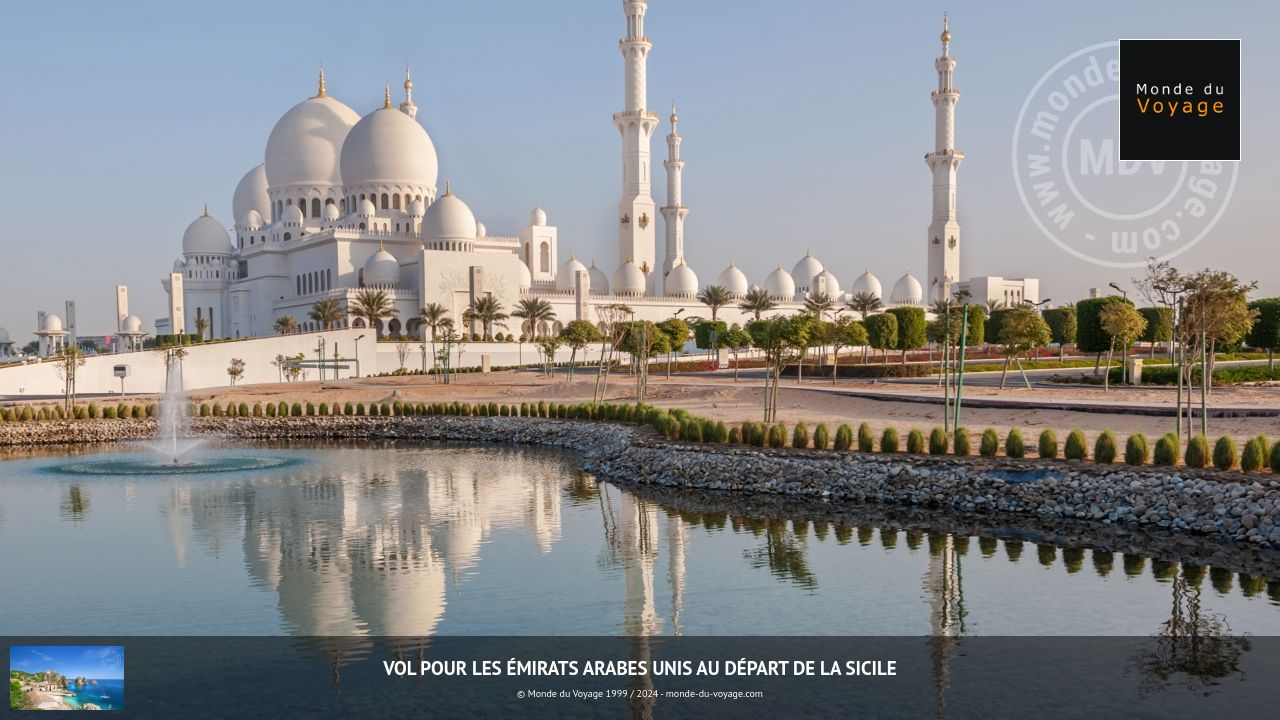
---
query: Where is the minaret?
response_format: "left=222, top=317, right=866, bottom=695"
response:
left=400, top=65, right=418, bottom=119
left=660, top=101, right=688, bottom=291
left=614, top=0, right=658, bottom=291
left=926, top=13, right=963, bottom=303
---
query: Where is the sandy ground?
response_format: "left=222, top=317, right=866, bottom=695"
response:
left=166, top=368, right=1280, bottom=444
left=24, top=688, right=71, bottom=710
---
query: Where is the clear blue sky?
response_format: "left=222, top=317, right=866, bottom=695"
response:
left=9, top=646, right=125, bottom=680
left=0, top=0, right=1274, bottom=340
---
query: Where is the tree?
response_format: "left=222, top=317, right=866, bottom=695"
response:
left=309, top=299, right=343, bottom=330
left=963, top=304, right=986, bottom=346
left=697, top=285, right=731, bottom=322
left=273, top=315, right=298, bottom=335
left=535, top=336, right=562, bottom=376
left=693, top=319, right=728, bottom=351
left=803, top=292, right=835, bottom=321
left=1099, top=303, right=1148, bottom=391
left=1138, top=306, right=1174, bottom=358
left=997, top=307, right=1052, bottom=389
left=747, top=315, right=810, bottom=422
left=226, top=357, right=245, bottom=386
left=194, top=316, right=211, bottom=342
left=656, top=317, right=690, bottom=378
left=1247, top=298, right=1280, bottom=371
left=416, top=303, right=451, bottom=341
left=592, top=303, right=633, bottom=403
left=829, top=316, right=868, bottom=384
left=463, top=295, right=508, bottom=341
left=738, top=287, right=776, bottom=320
left=559, top=320, right=603, bottom=381
left=1042, top=304, right=1077, bottom=360
left=1181, top=269, right=1257, bottom=399
left=846, top=291, right=882, bottom=320
left=720, top=325, right=753, bottom=381
left=986, top=298, right=1005, bottom=312
left=512, top=297, right=555, bottom=340
left=1076, top=296, right=1130, bottom=369
left=986, top=307, right=1017, bottom=350
left=887, top=307, right=927, bottom=364
left=352, top=288, right=398, bottom=336
left=54, top=345, right=86, bottom=413
left=864, top=313, right=898, bottom=364
left=395, top=341, right=411, bottom=370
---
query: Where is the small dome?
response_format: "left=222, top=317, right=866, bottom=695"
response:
left=408, top=199, right=426, bottom=217
left=665, top=262, right=699, bottom=298
left=357, top=197, right=376, bottom=217
left=339, top=105, right=438, bottom=194
left=123, top=315, right=143, bottom=333
left=588, top=262, right=610, bottom=295
left=557, top=255, right=588, bottom=292
left=890, top=270, right=923, bottom=305
left=612, top=260, right=646, bottom=296
left=40, top=314, right=64, bottom=333
left=363, top=246, right=400, bottom=286
left=233, top=164, right=271, bottom=225
left=530, top=207, right=547, bottom=226
left=264, top=94, right=360, bottom=190
left=814, top=269, right=841, bottom=297
left=182, top=211, right=232, bottom=255
left=715, top=262, right=749, bottom=297
left=322, top=202, right=340, bottom=221
left=0, top=327, right=9, bottom=343
left=281, top=204, right=304, bottom=225
left=850, top=268, right=882, bottom=299
left=475, top=221, right=487, bottom=238
left=763, top=265, right=796, bottom=300
left=422, top=190, right=477, bottom=243
left=172, top=257, right=187, bottom=270
left=240, top=209, right=264, bottom=230
left=516, top=258, right=533, bottom=289
left=791, top=250, right=825, bottom=291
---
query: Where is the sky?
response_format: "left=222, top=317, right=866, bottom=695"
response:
left=9, top=646, right=125, bottom=680
left=0, top=0, right=1275, bottom=341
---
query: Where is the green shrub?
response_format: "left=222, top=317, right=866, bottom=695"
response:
left=834, top=424, right=854, bottom=451
left=1005, top=429, right=1026, bottom=458
left=252, top=402, right=263, bottom=417
left=1252, top=435, right=1270, bottom=468
left=291, top=402, right=303, bottom=417
left=226, top=403, right=238, bottom=418
left=102, top=406, right=116, bottom=419
left=905, top=428, right=924, bottom=454
left=1064, top=429, right=1088, bottom=460
left=304, top=402, right=315, bottom=416
left=213, top=402, right=226, bottom=417
left=928, top=427, right=948, bottom=455
left=488, top=402, right=499, bottom=417
left=813, top=423, right=830, bottom=450
left=88, top=402, right=100, bottom=419
left=749, top=422, right=766, bottom=447
left=686, top=422, right=703, bottom=443
left=880, top=427, right=899, bottom=453
left=1213, top=436, right=1237, bottom=471
left=953, top=427, right=971, bottom=456
left=728, top=426, right=742, bottom=444
left=979, top=428, right=999, bottom=457
left=266, top=402, right=277, bottom=417
left=200, top=403, right=211, bottom=417
left=1153, top=433, right=1179, bottom=466
left=278, top=401, right=289, bottom=417
left=117, top=403, right=127, bottom=418
left=238, top=402, right=250, bottom=417
left=857, top=423, right=875, bottom=453
left=1125, top=433, right=1149, bottom=466
left=317, top=402, right=328, bottom=416
left=1241, top=436, right=1266, bottom=472
left=379, top=402, right=390, bottom=416
left=1038, top=429, right=1058, bottom=459
left=792, top=422, right=809, bottom=449
left=768, top=423, right=788, bottom=448
left=147, top=403, right=159, bottom=418
left=1270, top=441, right=1280, bottom=473
left=1185, top=435, right=1209, bottom=468
left=1094, top=431, right=1117, bottom=464
left=712, top=421, right=729, bottom=443
left=538, top=400, right=548, bottom=418
left=344, top=401, right=355, bottom=415
left=355, top=402, right=366, bottom=416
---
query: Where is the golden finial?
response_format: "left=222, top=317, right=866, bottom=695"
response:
left=444, top=180, right=452, bottom=196
left=316, top=65, right=327, bottom=98
left=202, top=203, right=209, bottom=217
left=941, top=12, right=951, bottom=44
left=383, top=81, right=392, bottom=109
left=404, top=64, right=413, bottom=92
left=670, top=100, right=678, bottom=125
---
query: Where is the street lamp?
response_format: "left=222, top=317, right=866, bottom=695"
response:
left=1108, top=282, right=1128, bottom=301
left=354, top=334, right=366, bottom=378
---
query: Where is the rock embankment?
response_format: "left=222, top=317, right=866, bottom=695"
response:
left=2, top=417, right=1278, bottom=550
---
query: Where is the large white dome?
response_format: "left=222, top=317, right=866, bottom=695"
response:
left=233, top=164, right=271, bottom=225
left=40, top=314, right=64, bottom=333
left=814, top=269, right=841, bottom=297
left=763, top=265, right=796, bottom=300
left=557, top=256, right=588, bottom=292
left=890, top=271, right=923, bottom=305
left=850, top=268, right=882, bottom=298
left=612, top=260, right=646, bottom=296
left=122, top=315, right=143, bottom=333
left=264, top=94, right=360, bottom=191
left=182, top=211, right=232, bottom=255
left=516, top=258, right=533, bottom=290
left=665, top=262, right=699, bottom=298
left=588, top=261, right=610, bottom=295
left=791, top=251, right=825, bottom=291
left=715, top=262, right=749, bottom=297
left=422, top=190, right=477, bottom=243
left=363, top=246, right=400, bottom=286
left=339, top=106, right=438, bottom=195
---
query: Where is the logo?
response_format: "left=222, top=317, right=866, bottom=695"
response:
left=1012, top=41, right=1238, bottom=268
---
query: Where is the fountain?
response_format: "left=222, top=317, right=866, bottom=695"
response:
left=151, top=347, right=203, bottom=465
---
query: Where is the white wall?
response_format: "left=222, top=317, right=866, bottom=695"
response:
left=0, top=328, right=375, bottom=397
left=373, top=340, right=600, bottom=375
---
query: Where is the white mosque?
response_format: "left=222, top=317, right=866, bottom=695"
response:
left=155, top=4, right=1037, bottom=342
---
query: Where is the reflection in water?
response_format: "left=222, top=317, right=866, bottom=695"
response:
left=60, top=485, right=89, bottom=521
left=1136, top=567, right=1252, bottom=695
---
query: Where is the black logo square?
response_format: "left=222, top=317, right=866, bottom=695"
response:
left=1120, top=39, right=1240, bottom=161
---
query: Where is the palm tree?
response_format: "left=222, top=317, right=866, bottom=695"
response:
left=804, top=292, right=835, bottom=321
left=697, top=285, right=731, bottom=322
left=273, top=315, right=299, bottom=335
left=986, top=298, right=1005, bottom=312
left=512, top=297, right=556, bottom=340
left=846, top=291, right=882, bottom=320
left=194, top=316, right=211, bottom=341
left=352, top=289, right=398, bottom=336
left=463, top=295, right=509, bottom=341
left=416, top=303, right=450, bottom=341
left=309, top=299, right=343, bottom=330
left=739, top=287, right=776, bottom=320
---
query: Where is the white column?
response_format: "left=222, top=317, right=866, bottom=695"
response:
left=660, top=103, right=688, bottom=293
left=615, top=0, right=658, bottom=289
left=925, top=14, right=963, bottom=304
